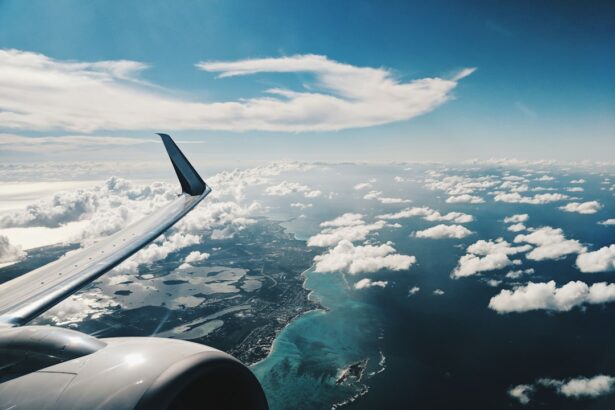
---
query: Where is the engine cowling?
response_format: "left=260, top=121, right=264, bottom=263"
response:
left=0, top=326, right=268, bottom=409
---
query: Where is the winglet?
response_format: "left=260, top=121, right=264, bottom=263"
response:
left=158, top=133, right=208, bottom=196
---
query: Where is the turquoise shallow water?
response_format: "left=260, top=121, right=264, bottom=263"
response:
left=251, top=268, right=385, bottom=410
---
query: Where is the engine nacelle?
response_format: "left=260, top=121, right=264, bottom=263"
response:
left=0, top=326, right=268, bottom=409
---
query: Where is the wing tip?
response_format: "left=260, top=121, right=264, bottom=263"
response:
left=158, top=133, right=208, bottom=196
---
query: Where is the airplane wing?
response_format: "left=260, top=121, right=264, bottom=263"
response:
left=0, top=134, right=211, bottom=327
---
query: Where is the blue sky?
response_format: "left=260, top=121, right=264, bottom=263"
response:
left=0, top=0, right=613, bottom=163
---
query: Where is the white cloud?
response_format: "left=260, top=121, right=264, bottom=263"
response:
left=508, top=384, right=533, bottom=405
left=320, top=213, right=364, bottom=228
left=0, top=50, right=473, bottom=133
left=353, top=182, right=372, bottom=190
left=535, top=175, right=555, bottom=181
left=0, top=234, right=26, bottom=266
left=452, top=238, right=531, bottom=278
left=505, top=268, right=534, bottom=279
left=424, top=174, right=498, bottom=196
left=511, top=375, right=615, bottom=404
left=433, top=289, right=445, bottom=295
left=445, top=194, right=485, bottom=204
left=363, top=190, right=411, bottom=204
left=560, top=201, right=602, bottom=214
left=0, top=161, right=307, bottom=252
left=408, top=286, right=420, bottom=296
left=354, top=278, right=388, bottom=289
left=514, top=227, right=586, bottom=261
left=507, top=223, right=526, bottom=232
left=599, top=219, right=615, bottom=226
left=576, top=245, right=615, bottom=273
left=494, top=192, right=569, bottom=204
left=307, top=221, right=387, bottom=247
left=545, top=375, right=615, bottom=398
left=566, top=187, right=584, bottom=192
left=0, top=134, right=158, bottom=153
left=265, top=181, right=321, bottom=198
left=504, top=214, right=529, bottom=224
left=377, top=206, right=473, bottom=224
left=308, top=212, right=394, bottom=247
left=314, top=240, right=416, bottom=274
left=414, top=224, right=473, bottom=239
left=454, top=254, right=513, bottom=278
left=488, top=280, right=615, bottom=313
left=291, top=202, right=313, bottom=209
left=115, top=232, right=201, bottom=274
left=183, top=250, right=210, bottom=264
left=570, top=179, right=586, bottom=184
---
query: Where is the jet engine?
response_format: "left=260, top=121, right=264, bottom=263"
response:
left=0, top=326, right=268, bottom=409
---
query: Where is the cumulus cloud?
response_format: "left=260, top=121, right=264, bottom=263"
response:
left=445, top=194, right=485, bottom=204
left=452, top=238, right=531, bottom=278
left=510, top=375, right=615, bottom=404
left=566, top=187, right=584, bottom=192
left=116, top=232, right=201, bottom=274
left=265, top=181, right=321, bottom=198
left=599, top=219, right=615, bottom=226
left=504, top=214, right=529, bottom=224
left=424, top=174, right=498, bottom=196
left=307, top=212, right=391, bottom=247
left=433, top=289, right=445, bottom=295
left=0, top=50, right=473, bottom=133
left=494, top=192, right=569, bottom=204
left=320, top=213, right=364, bottom=228
left=507, top=223, right=526, bottom=232
left=543, top=375, right=615, bottom=398
left=0, top=161, right=309, bottom=252
left=570, top=179, right=586, bottom=184
left=0, top=234, right=26, bottom=265
left=576, top=245, right=615, bottom=273
left=291, top=202, right=312, bottom=209
left=408, top=286, right=420, bottom=296
left=363, top=190, right=411, bottom=204
left=377, top=206, right=473, bottom=224
left=559, top=201, right=602, bottom=214
left=505, top=268, right=535, bottom=279
left=183, top=250, right=210, bottom=264
left=0, top=178, right=179, bottom=245
left=354, top=278, right=388, bottom=289
left=514, top=227, right=585, bottom=261
left=508, top=384, right=533, bottom=405
left=353, top=182, right=372, bottom=190
left=314, top=240, right=416, bottom=274
left=488, top=280, right=615, bottom=313
left=414, top=224, right=473, bottom=239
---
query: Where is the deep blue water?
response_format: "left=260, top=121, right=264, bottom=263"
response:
left=252, top=165, right=615, bottom=409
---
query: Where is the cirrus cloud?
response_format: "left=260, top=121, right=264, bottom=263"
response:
left=0, top=49, right=474, bottom=133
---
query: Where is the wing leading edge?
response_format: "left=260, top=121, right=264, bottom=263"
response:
left=0, top=135, right=211, bottom=327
